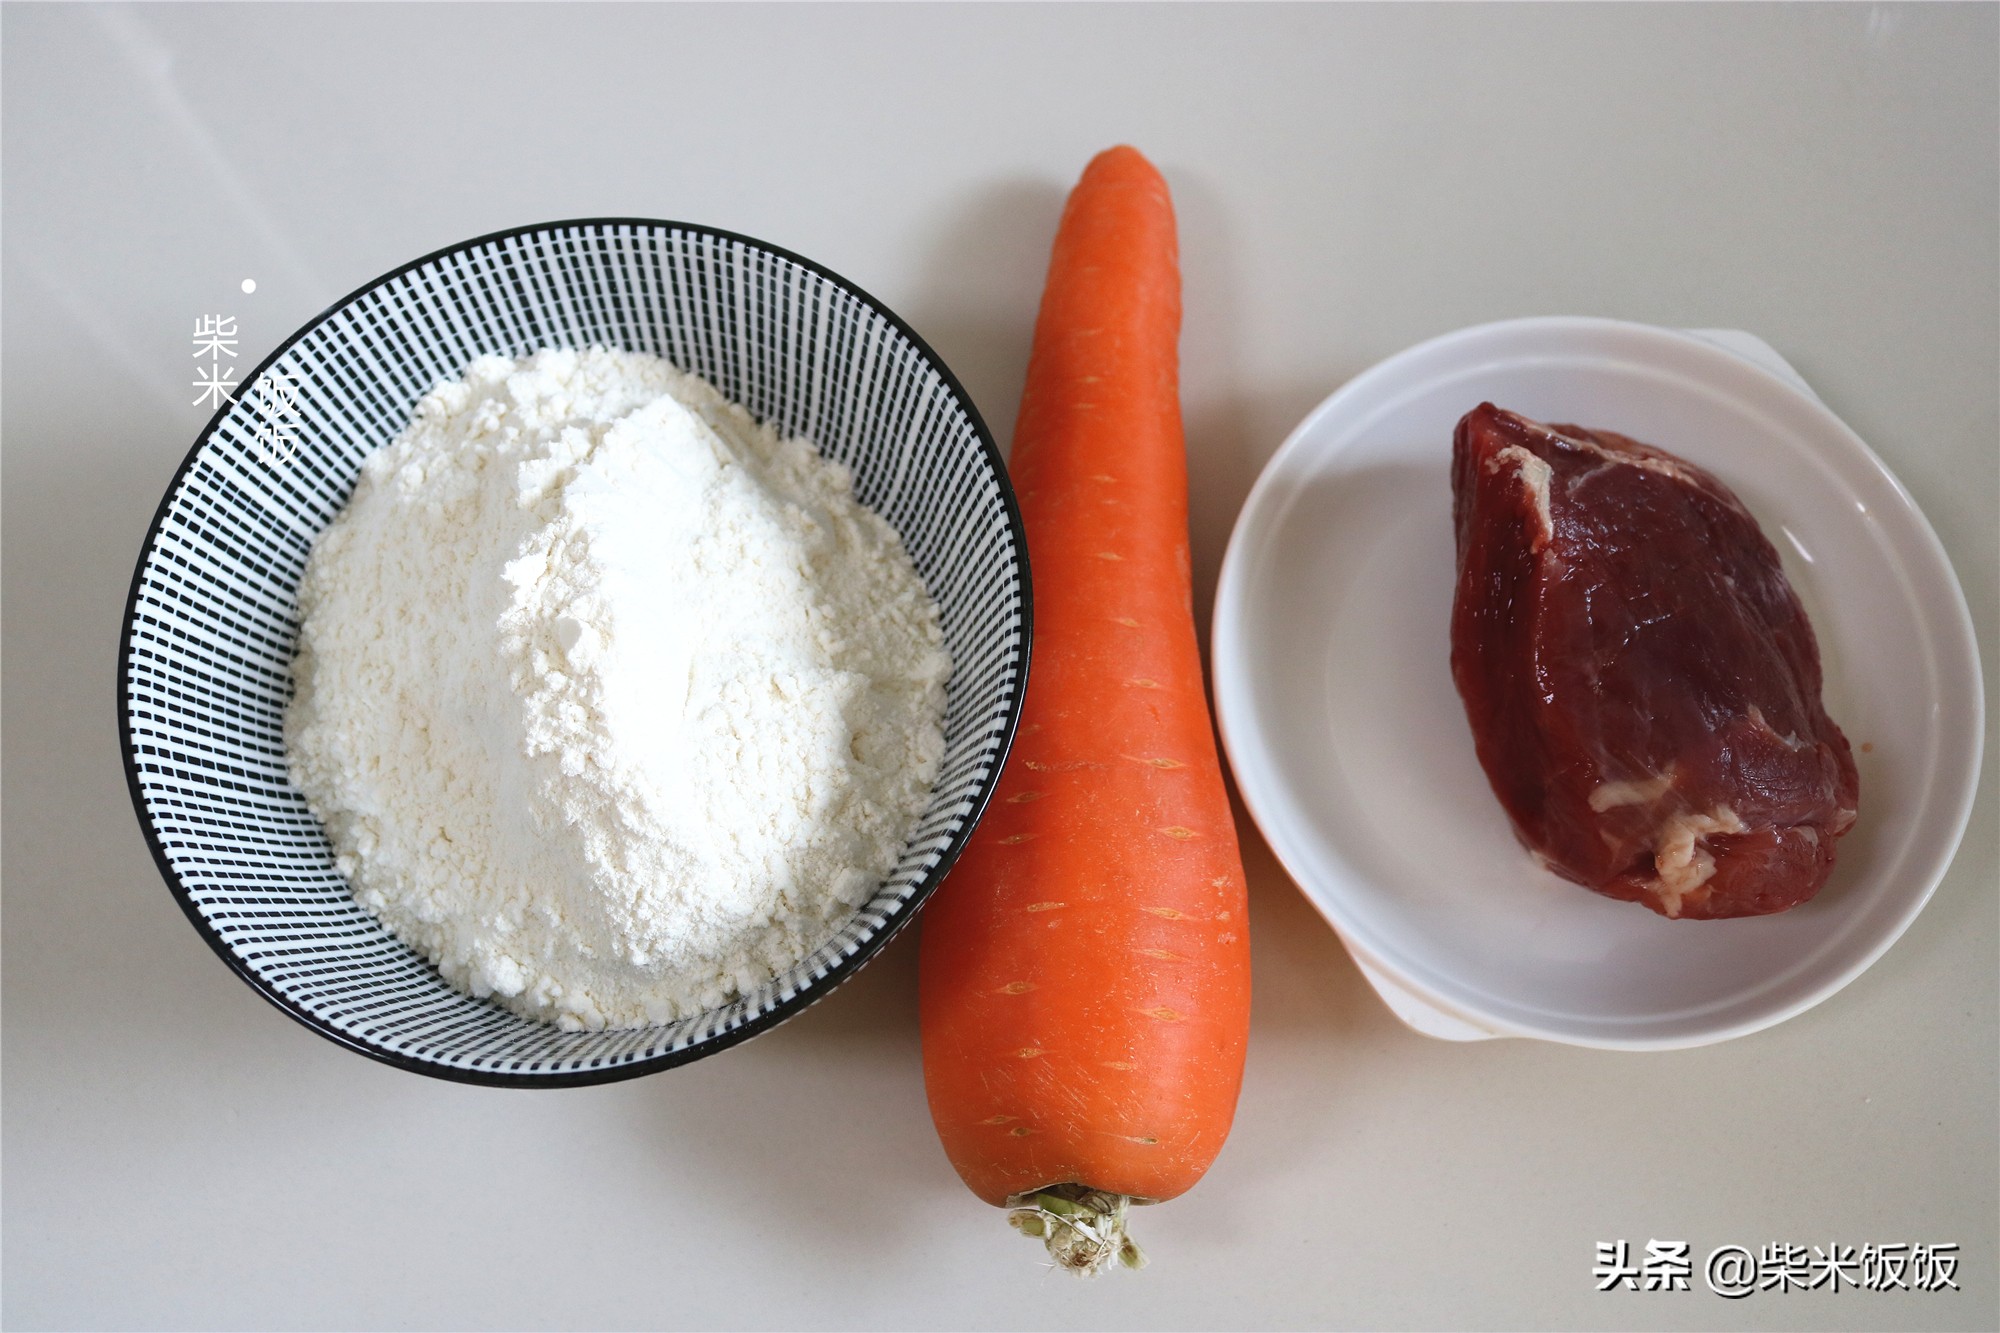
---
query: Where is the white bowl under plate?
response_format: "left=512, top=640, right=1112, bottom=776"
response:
left=1212, top=317, right=1984, bottom=1050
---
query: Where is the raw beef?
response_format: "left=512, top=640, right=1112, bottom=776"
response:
left=1449, top=404, right=1858, bottom=920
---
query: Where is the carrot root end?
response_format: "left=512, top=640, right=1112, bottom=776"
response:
left=1004, top=1185, right=1149, bottom=1276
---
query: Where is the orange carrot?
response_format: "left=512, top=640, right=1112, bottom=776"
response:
left=917, top=146, right=1251, bottom=1274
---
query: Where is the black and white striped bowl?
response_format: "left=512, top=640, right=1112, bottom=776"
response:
left=120, top=220, right=1030, bottom=1085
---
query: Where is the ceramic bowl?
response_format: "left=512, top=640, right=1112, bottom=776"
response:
left=119, top=219, right=1030, bottom=1084
left=1212, top=317, right=1982, bottom=1049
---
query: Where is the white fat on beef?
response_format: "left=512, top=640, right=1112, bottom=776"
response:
left=1645, top=805, right=1749, bottom=918
left=1486, top=444, right=1554, bottom=547
left=1588, top=768, right=1678, bottom=812
left=1548, top=420, right=1707, bottom=491
left=1746, top=705, right=1809, bottom=752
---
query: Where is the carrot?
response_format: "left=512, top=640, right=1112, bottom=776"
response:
left=917, top=146, right=1252, bottom=1275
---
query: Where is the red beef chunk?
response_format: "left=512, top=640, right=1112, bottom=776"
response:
left=1449, top=404, right=1859, bottom=919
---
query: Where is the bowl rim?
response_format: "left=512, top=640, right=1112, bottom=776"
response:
left=117, top=216, right=1033, bottom=1086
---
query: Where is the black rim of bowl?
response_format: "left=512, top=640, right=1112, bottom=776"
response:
left=117, top=217, right=1033, bottom=1087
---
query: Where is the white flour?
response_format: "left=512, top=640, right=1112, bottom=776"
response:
left=286, top=347, right=950, bottom=1030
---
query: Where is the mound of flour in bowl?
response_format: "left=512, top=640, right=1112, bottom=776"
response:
left=287, top=346, right=950, bottom=1031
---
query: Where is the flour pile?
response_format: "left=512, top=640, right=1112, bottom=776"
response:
left=287, top=347, right=950, bottom=1031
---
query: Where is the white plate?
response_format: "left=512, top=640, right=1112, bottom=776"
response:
left=1212, top=317, right=1984, bottom=1049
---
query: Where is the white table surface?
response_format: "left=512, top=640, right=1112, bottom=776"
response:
left=4, top=4, right=1994, bottom=1330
